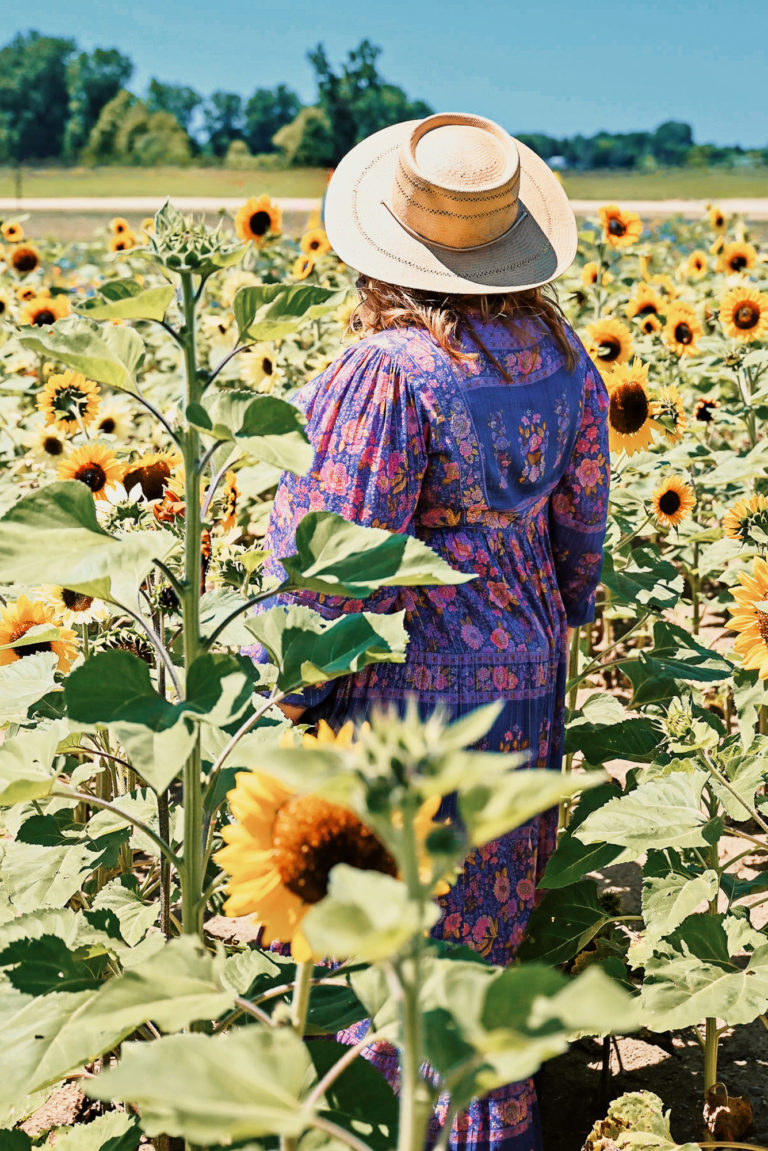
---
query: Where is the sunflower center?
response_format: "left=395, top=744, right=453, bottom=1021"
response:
left=262, top=357, right=273, bottom=375
left=0, top=300, right=6, bottom=315
left=608, top=218, right=627, bottom=237
left=248, top=211, right=271, bottom=237
left=598, top=336, right=622, bottom=362
left=123, top=460, right=171, bottom=501
left=734, top=303, right=760, bottom=331
left=696, top=400, right=716, bottom=423
left=730, top=255, right=748, bottom=271
left=9, top=621, right=51, bottom=657
left=674, top=322, right=693, bottom=345
left=757, top=610, right=768, bottom=647
left=272, top=795, right=397, bottom=904
left=659, top=490, right=682, bottom=515
left=13, top=251, right=38, bottom=272
left=99, top=417, right=116, bottom=434
left=636, top=304, right=658, bottom=316
left=609, top=382, right=649, bottom=434
left=33, top=309, right=56, bottom=326
left=74, top=463, right=107, bottom=492
left=642, top=318, right=658, bottom=333
left=43, top=435, right=63, bottom=456
left=62, top=589, right=93, bottom=612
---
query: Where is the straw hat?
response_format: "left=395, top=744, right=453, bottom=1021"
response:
left=324, top=112, right=577, bottom=295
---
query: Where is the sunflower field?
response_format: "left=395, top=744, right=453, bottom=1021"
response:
left=0, top=193, right=766, bottom=1151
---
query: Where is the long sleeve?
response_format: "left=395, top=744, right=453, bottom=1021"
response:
left=243, top=338, right=429, bottom=706
left=548, top=359, right=610, bottom=628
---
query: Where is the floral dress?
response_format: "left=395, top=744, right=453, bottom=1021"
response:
left=244, top=312, right=610, bottom=1151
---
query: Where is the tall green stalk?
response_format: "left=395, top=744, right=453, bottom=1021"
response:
left=703, top=833, right=720, bottom=1091
left=179, top=269, right=204, bottom=937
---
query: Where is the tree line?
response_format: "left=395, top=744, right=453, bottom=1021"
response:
left=0, top=30, right=763, bottom=170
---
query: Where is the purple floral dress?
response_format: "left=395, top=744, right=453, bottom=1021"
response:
left=244, top=312, right=610, bottom=1151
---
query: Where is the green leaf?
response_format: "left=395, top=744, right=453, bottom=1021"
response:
left=0, top=934, right=110, bottom=994
left=44, top=1110, right=141, bottom=1151
left=18, top=316, right=144, bottom=393
left=0, top=652, right=59, bottom=724
left=0, top=834, right=127, bottom=913
left=732, top=667, right=768, bottom=751
left=91, top=877, right=159, bottom=947
left=0, top=482, right=174, bottom=604
left=244, top=603, right=408, bottom=692
left=76, top=278, right=176, bottom=323
left=565, top=714, right=661, bottom=765
left=541, top=783, right=625, bottom=889
left=642, top=867, right=719, bottom=949
left=234, top=283, right=346, bottom=342
left=576, top=770, right=712, bottom=852
left=601, top=547, right=683, bottom=613
left=303, top=865, right=441, bottom=962
left=86, top=1028, right=314, bottom=1144
left=517, top=880, right=613, bottom=964
left=0, top=721, right=67, bottom=805
left=307, top=1038, right=397, bottom=1151
left=282, top=511, right=476, bottom=598
left=459, top=768, right=602, bottom=848
left=190, top=390, right=314, bottom=475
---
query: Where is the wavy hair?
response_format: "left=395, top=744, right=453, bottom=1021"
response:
left=350, top=276, right=578, bottom=377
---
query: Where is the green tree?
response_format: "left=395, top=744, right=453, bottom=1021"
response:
left=0, top=31, right=74, bottom=161
left=244, top=84, right=301, bottom=154
left=203, top=90, right=243, bottom=157
left=84, top=90, right=191, bottom=166
left=652, top=120, right=694, bottom=166
left=147, top=79, right=201, bottom=133
left=272, top=105, right=336, bottom=166
left=63, top=47, right=133, bottom=159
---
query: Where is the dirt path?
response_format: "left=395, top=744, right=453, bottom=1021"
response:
left=1, top=196, right=768, bottom=219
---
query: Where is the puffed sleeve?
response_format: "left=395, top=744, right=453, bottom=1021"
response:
left=242, top=339, right=429, bottom=707
left=548, top=359, right=610, bottom=627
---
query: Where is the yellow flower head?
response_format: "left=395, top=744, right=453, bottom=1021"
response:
left=300, top=228, right=332, bottom=257
left=21, top=294, right=70, bottom=328
left=717, top=241, right=757, bottom=276
left=598, top=204, right=643, bottom=249
left=220, top=469, right=239, bottom=532
left=625, top=283, right=663, bottom=322
left=10, top=245, right=40, bottom=275
left=0, top=595, right=78, bottom=673
left=123, top=450, right=182, bottom=502
left=651, top=476, right=696, bottom=529
left=604, top=358, right=657, bottom=456
left=292, top=255, right=314, bottom=280
left=653, top=385, right=686, bottom=443
left=235, top=195, right=282, bottom=244
left=1, top=221, right=24, bottom=243
left=695, top=398, right=718, bottom=424
left=728, top=557, right=768, bottom=679
left=585, top=317, right=634, bottom=368
left=685, top=249, right=708, bottom=279
left=39, top=586, right=110, bottom=628
left=110, top=217, right=130, bottom=235
left=708, top=205, right=727, bottom=233
left=110, top=231, right=137, bottom=253
left=38, top=370, right=100, bottom=432
left=723, top=494, right=768, bottom=545
left=639, top=314, right=662, bottom=336
left=58, top=443, right=124, bottom=499
left=664, top=304, right=702, bottom=357
left=719, top=286, right=768, bottom=343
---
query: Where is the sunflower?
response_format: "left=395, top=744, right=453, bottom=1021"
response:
left=695, top=398, right=719, bottom=423
left=625, top=283, right=663, bottom=322
left=604, top=359, right=657, bottom=455
left=1, top=221, right=23, bottom=243
left=140, top=216, right=155, bottom=234
left=16, top=284, right=41, bottom=302
left=220, top=470, right=239, bottom=531
left=240, top=345, right=279, bottom=392
left=10, top=245, right=40, bottom=274
left=0, top=595, right=77, bottom=673
left=215, top=720, right=443, bottom=959
left=639, top=314, right=662, bottom=336
left=58, top=443, right=124, bottom=499
left=38, top=370, right=100, bottom=432
left=728, top=558, right=768, bottom=679
left=39, top=585, right=110, bottom=628
left=664, top=304, right=702, bottom=357
left=585, top=317, right=633, bottom=367
left=110, top=231, right=137, bottom=253
left=722, top=494, right=768, bottom=545
left=653, top=385, right=686, bottom=443
left=300, top=228, right=332, bottom=257
left=0, top=289, right=13, bottom=320
left=581, top=261, right=600, bottom=287
left=27, top=419, right=67, bottom=461
left=110, top=217, right=130, bottom=235
left=717, top=241, right=757, bottom=275
left=94, top=397, right=132, bottom=439
left=651, top=476, right=696, bottom=529
left=719, top=286, right=768, bottom=343
left=598, top=204, right=643, bottom=249
left=235, top=195, right=282, bottom=244
left=292, top=255, right=314, bottom=280
left=685, top=249, right=708, bottom=279
left=708, top=205, right=726, bottom=233
left=123, top=450, right=181, bottom=502
left=21, top=294, right=70, bottom=328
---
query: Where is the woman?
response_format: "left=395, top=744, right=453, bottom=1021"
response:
left=245, top=113, right=610, bottom=1151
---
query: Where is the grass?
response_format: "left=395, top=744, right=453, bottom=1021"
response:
left=2, top=165, right=767, bottom=204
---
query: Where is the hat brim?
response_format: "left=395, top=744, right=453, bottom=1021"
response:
left=324, top=119, right=578, bottom=295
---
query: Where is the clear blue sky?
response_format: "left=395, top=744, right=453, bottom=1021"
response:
left=5, top=0, right=768, bottom=147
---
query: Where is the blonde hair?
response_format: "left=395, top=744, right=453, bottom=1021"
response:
left=351, top=277, right=578, bottom=376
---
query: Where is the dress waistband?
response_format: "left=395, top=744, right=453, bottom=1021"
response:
left=417, top=495, right=548, bottom=530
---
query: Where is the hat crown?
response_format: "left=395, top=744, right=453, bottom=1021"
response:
left=391, top=113, right=522, bottom=251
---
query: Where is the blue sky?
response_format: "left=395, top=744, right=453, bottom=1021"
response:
left=6, top=0, right=768, bottom=146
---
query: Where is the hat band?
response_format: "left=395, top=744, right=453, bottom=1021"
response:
left=381, top=199, right=529, bottom=253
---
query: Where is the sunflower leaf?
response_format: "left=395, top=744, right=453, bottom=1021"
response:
left=0, top=721, right=68, bottom=806
left=233, top=283, right=346, bottom=342
left=0, top=652, right=59, bottom=724
left=76, top=278, right=176, bottom=323
left=18, top=315, right=144, bottom=393
left=41, top=1110, right=141, bottom=1151
left=188, top=390, right=313, bottom=474
left=0, top=481, right=175, bottom=606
